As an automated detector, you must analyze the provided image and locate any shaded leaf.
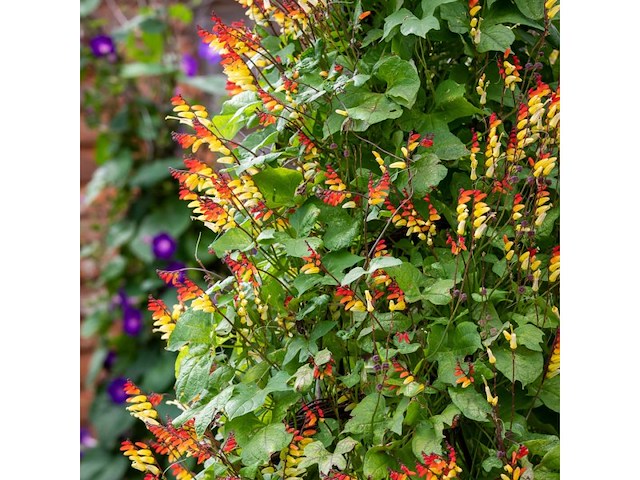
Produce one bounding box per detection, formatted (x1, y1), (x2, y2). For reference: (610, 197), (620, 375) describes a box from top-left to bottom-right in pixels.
(448, 387), (492, 422)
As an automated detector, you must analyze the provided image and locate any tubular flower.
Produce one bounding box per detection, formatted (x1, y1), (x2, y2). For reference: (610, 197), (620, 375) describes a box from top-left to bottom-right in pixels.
(514, 103), (533, 158)
(372, 150), (387, 173)
(148, 296), (182, 341)
(120, 441), (162, 477)
(222, 432), (238, 454)
(225, 253), (260, 287)
(300, 247), (322, 275)
(532, 152), (557, 178)
(416, 444), (463, 479)
(549, 245), (560, 282)
(171, 157), (216, 193)
(486, 347), (497, 364)
(148, 419), (212, 464)
(527, 78), (552, 132)
(257, 87), (284, 113)
(386, 194), (440, 245)
(170, 464), (195, 480)
(124, 380), (162, 426)
(512, 193), (525, 222)
(320, 164), (351, 207)
(335, 286), (365, 312)
(503, 235), (515, 261)
(387, 281), (407, 311)
(484, 113), (502, 178)
(388, 360), (424, 395)
(498, 49), (523, 91)
(311, 356), (335, 380)
(533, 187), (552, 227)
(476, 73), (488, 106)
(446, 233), (467, 255)
(469, 130), (481, 180)
(545, 0), (560, 20)
(500, 447), (529, 480)
(228, 174), (264, 210)
(169, 97), (232, 156)
(192, 293), (217, 314)
(454, 361), (475, 388)
(483, 378), (498, 406)
(546, 87), (560, 140)
(503, 325), (518, 350)
(472, 197), (491, 239)
(368, 171), (390, 206)
(546, 329), (560, 378)
(469, 0), (482, 44)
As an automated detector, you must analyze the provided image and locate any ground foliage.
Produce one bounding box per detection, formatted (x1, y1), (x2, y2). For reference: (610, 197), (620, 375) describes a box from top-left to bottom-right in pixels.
(118, 1), (560, 479)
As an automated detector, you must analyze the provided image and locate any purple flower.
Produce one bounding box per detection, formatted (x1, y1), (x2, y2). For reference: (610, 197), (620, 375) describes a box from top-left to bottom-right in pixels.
(198, 42), (222, 64)
(152, 232), (177, 260)
(89, 35), (115, 58)
(103, 350), (117, 370)
(81, 428), (97, 448)
(107, 377), (128, 404)
(181, 54), (198, 77)
(122, 307), (143, 336)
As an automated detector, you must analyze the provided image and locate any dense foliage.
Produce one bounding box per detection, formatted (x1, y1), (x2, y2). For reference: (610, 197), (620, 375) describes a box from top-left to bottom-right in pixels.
(117, 1), (560, 479)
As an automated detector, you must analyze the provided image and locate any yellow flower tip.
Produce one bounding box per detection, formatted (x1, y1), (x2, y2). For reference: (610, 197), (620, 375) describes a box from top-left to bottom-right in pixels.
(342, 201), (357, 209)
(335, 109), (349, 116)
(401, 146), (409, 158)
(389, 161), (407, 169)
(470, 5), (481, 16)
(487, 347), (496, 364)
(510, 332), (518, 350)
(319, 70), (328, 77)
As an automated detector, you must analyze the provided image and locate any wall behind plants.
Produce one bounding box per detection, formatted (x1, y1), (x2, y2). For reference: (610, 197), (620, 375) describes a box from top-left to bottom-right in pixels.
(79, 0), (244, 478)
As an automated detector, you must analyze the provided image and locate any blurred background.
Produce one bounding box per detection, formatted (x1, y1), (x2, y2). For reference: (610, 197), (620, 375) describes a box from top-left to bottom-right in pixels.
(80, 1), (242, 478)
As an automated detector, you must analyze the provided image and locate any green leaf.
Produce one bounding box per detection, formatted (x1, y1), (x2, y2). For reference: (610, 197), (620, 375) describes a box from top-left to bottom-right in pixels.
(274, 232), (323, 257)
(514, 324), (545, 351)
(448, 387), (492, 422)
(323, 213), (362, 251)
(538, 444), (560, 471)
(209, 228), (253, 255)
(451, 322), (482, 356)
(400, 15), (440, 38)
(240, 423), (293, 467)
(397, 154), (447, 197)
(299, 438), (358, 474)
(382, 9), (418, 40)
(493, 347), (544, 387)
(477, 24), (516, 53)
(175, 351), (213, 403)
(344, 393), (387, 437)
(345, 92), (403, 125)
(387, 262), (427, 302)
(440, 2), (469, 34)
(363, 447), (396, 480)
(421, 0), (457, 16)
(536, 375), (560, 412)
(253, 167), (303, 208)
(167, 310), (213, 351)
(375, 56), (421, 108)
(389, 397), (410, 435)
(434, 80), (482, 122)
(290, 203), (321, 237)
(514, 0), (545, 20)
(483, 5), (544, 30)
(225, 383), (268, 420)
(412, 421), (442, 459)
(369, 256), (403, 271)
(322, 250), (365, 278)
(423, 278), (454, 306)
